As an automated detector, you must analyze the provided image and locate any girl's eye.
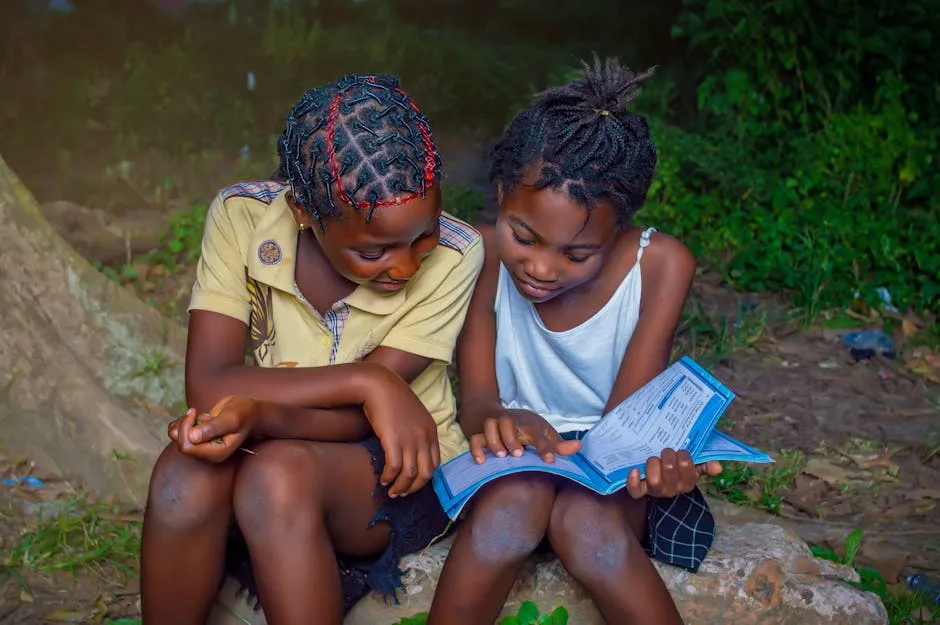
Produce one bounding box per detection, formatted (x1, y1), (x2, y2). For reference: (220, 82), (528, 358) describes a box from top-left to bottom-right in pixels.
(358, 250), (385, 261)
(566, 255), (590, 263)
(512, 231), (534, 246)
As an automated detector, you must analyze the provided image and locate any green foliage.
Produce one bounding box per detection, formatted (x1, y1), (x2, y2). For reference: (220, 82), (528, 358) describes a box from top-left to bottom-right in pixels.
(705, 450), (803, 514)
(394, 602), (568, 625)
(812, 529), (940, 625)
(147, 204), (208, 271)
(636, 0), (940, 319)
(442, 183), (486, 224)
(3, 496), (141, 579)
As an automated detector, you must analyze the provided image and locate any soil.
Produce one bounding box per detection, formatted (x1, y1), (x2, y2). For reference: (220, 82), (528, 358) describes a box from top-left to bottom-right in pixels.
(2, 245), (938, 624)
(1, 88), (938, 625)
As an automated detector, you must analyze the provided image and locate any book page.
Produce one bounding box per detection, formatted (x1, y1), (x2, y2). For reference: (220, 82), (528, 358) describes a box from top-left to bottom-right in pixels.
(436, 449), (595, 499)
(694, 430), (773, 464)
(580, 360), (717, 475)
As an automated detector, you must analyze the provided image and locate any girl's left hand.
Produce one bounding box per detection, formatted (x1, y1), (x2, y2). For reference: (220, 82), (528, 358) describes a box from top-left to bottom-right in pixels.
(169, 396), (258, 463)
(625, 448), (722, 499)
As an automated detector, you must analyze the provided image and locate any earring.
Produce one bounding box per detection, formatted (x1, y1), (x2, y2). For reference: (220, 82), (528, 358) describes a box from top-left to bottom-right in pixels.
(298, 223), (306, 232)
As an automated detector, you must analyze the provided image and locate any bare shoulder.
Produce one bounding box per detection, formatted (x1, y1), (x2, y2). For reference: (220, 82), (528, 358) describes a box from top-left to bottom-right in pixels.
(476, 224), (502, 276)
(642, 230), (696, 289)
(466, 223), (501, 312)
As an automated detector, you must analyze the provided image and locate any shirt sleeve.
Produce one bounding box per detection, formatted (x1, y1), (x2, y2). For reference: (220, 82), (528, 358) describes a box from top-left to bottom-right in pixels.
(188, 194), (251, 324)
(380, 237), (485, 363)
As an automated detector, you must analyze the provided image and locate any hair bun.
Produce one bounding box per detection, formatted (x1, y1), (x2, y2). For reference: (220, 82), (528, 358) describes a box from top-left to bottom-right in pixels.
(571, 54), (655, 115)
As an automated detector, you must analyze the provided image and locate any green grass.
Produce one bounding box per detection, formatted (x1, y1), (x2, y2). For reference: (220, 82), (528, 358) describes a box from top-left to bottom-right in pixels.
(2, 495), (141, 582)
(395, 602), (568, 625)
(704, 449), (804, 515)
(812, 529), (940, 625)
(673, 298), (774, 367)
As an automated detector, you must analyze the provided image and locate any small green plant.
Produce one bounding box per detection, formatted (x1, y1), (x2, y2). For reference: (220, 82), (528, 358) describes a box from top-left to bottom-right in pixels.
(395, 602), (568, 625)
(812, 529), (940, 625)
(673, 300), (771, 367)
(4, 495), (141, 580)
(145, 204), (208, 271)
(705, 449), (803, 515)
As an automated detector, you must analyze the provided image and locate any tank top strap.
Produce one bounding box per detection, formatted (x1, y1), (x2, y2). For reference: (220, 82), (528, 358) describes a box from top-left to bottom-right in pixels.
(635, 227), (657, 263)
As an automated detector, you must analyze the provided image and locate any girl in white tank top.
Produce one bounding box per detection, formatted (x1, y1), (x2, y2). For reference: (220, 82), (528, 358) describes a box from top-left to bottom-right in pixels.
(428, 57), (722, 625)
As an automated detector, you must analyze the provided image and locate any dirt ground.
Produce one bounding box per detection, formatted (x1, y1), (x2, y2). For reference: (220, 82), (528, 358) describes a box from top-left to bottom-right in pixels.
(1, 150), (939, 623)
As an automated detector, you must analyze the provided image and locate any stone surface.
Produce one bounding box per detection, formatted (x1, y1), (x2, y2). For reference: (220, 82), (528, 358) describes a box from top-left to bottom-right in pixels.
(0, 156), (184, 505)
(206, 522), (888, 625)
(39, 200), (167, 267)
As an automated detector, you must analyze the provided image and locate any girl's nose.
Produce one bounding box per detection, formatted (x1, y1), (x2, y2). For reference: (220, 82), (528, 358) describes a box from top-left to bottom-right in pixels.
(387, 248), (421, 282)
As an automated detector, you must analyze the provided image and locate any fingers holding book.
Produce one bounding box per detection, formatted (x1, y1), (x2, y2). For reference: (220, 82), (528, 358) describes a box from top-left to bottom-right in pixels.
(468, 408), (582, 464)
(625, 449), (723, 499)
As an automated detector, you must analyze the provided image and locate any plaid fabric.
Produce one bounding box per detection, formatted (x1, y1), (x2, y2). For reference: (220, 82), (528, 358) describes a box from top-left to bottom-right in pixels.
(325, 303), (351, 364)
(559, 430), (715, 572)
(644, 487), (715, 572)
(220, 180), (286, 204)
(438, 213), (478, 254)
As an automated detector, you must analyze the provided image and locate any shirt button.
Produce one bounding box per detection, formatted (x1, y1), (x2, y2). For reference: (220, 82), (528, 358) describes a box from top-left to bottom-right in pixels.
(321, 336), (332, 347)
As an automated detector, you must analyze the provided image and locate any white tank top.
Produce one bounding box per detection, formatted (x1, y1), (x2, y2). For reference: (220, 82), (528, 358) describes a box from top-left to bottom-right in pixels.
(494, 227), (655, 433)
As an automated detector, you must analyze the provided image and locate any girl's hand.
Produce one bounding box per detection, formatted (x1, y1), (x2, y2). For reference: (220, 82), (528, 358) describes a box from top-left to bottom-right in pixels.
(468, 409), (582, 464)
(171, 396), (259, 463)
(625, 448), (722, 499)
(363, 370), (441, 499)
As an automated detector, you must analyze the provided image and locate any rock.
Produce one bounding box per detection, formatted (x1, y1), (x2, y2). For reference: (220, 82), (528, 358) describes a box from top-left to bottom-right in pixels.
(206, 522), (888, 625)
(38, 200), (167, 267)
(0, 157), (185, 505)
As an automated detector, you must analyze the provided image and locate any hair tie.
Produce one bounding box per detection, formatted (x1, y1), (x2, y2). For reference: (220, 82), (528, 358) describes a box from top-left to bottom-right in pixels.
(593, 108), (611, 116)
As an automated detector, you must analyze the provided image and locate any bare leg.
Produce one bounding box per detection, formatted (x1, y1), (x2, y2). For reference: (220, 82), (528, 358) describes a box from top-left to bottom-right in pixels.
(141, 444), (239, 625)
(427, 474), (556, 625)
(232, 440), (391, 625)
(548, 485), (683, 625)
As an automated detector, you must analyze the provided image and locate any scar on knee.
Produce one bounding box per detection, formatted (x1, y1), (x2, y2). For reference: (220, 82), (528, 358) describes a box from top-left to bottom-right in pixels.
(566, 516), (630, 576)
(149, 458), (211, 526)
(469, 506), (545, 564)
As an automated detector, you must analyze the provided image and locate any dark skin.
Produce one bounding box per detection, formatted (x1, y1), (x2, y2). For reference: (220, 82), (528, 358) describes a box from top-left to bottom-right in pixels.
(427, 179), (722, 625)
(141, 188), (447, 625)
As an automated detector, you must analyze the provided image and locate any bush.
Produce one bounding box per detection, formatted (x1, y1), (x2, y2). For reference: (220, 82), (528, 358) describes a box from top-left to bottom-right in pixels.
(634, 0), (940, 317)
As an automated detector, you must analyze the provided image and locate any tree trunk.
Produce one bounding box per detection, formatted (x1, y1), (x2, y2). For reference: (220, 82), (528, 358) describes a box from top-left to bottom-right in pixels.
(0, 154), (185, 506)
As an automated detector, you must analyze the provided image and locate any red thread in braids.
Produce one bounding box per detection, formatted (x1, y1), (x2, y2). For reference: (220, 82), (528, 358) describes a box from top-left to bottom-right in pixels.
(324, 78), (438, 211)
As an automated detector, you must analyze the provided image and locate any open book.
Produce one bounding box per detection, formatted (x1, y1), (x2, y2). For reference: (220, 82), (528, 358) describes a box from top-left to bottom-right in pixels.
(433, 356), (773, 520)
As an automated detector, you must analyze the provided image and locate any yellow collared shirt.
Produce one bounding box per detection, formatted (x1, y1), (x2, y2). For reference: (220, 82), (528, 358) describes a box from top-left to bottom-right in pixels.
(188, 181), (483, 461)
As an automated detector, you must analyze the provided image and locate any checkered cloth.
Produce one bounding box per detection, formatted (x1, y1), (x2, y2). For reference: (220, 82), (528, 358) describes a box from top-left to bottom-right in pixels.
(558, 430), (715, 572)
(644, 487), (715, 572)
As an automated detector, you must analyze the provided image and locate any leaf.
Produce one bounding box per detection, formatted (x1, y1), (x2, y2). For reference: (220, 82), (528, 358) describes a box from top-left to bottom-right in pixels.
(811, 544), (840, 563)
(848, 448), (899, 471)
(843, 527), (864, 566)
(517, 601), (540, 623)
(803, 457), (861, 485)
(44, 612), (88, 623)
(499, 617), (521, 625)
(551, 606), (569, 625)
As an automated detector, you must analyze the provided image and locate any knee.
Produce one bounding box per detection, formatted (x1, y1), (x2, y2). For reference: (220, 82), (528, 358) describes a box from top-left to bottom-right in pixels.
(146, 444), (233, 529)
(232, 440), (322, 533)
(465, 475), (556, 565)
(547, 492), (637, 584)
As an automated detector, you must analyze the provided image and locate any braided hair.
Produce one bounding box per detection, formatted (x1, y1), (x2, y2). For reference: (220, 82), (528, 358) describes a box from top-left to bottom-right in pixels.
(275, 74), (442, 230)
(490, 55), (656, 224)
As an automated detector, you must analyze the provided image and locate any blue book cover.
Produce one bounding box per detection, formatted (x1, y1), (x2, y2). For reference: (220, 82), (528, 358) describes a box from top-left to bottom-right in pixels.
(433, 357), (773, 520)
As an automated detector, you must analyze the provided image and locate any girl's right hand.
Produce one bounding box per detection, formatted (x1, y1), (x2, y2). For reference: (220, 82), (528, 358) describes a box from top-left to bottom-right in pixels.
(362, 369), (441, 499)
(469, 409), (582, 464)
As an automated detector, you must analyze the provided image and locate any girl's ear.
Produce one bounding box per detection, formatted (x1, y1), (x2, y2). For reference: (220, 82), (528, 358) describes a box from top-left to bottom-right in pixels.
(286, 194), (308, 228)
(496, 182), (504, 206)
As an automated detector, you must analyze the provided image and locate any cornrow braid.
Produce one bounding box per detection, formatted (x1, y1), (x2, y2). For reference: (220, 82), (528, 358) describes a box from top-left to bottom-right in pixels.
(275, 74), (443, 230)
(490, 55), (657, 224)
